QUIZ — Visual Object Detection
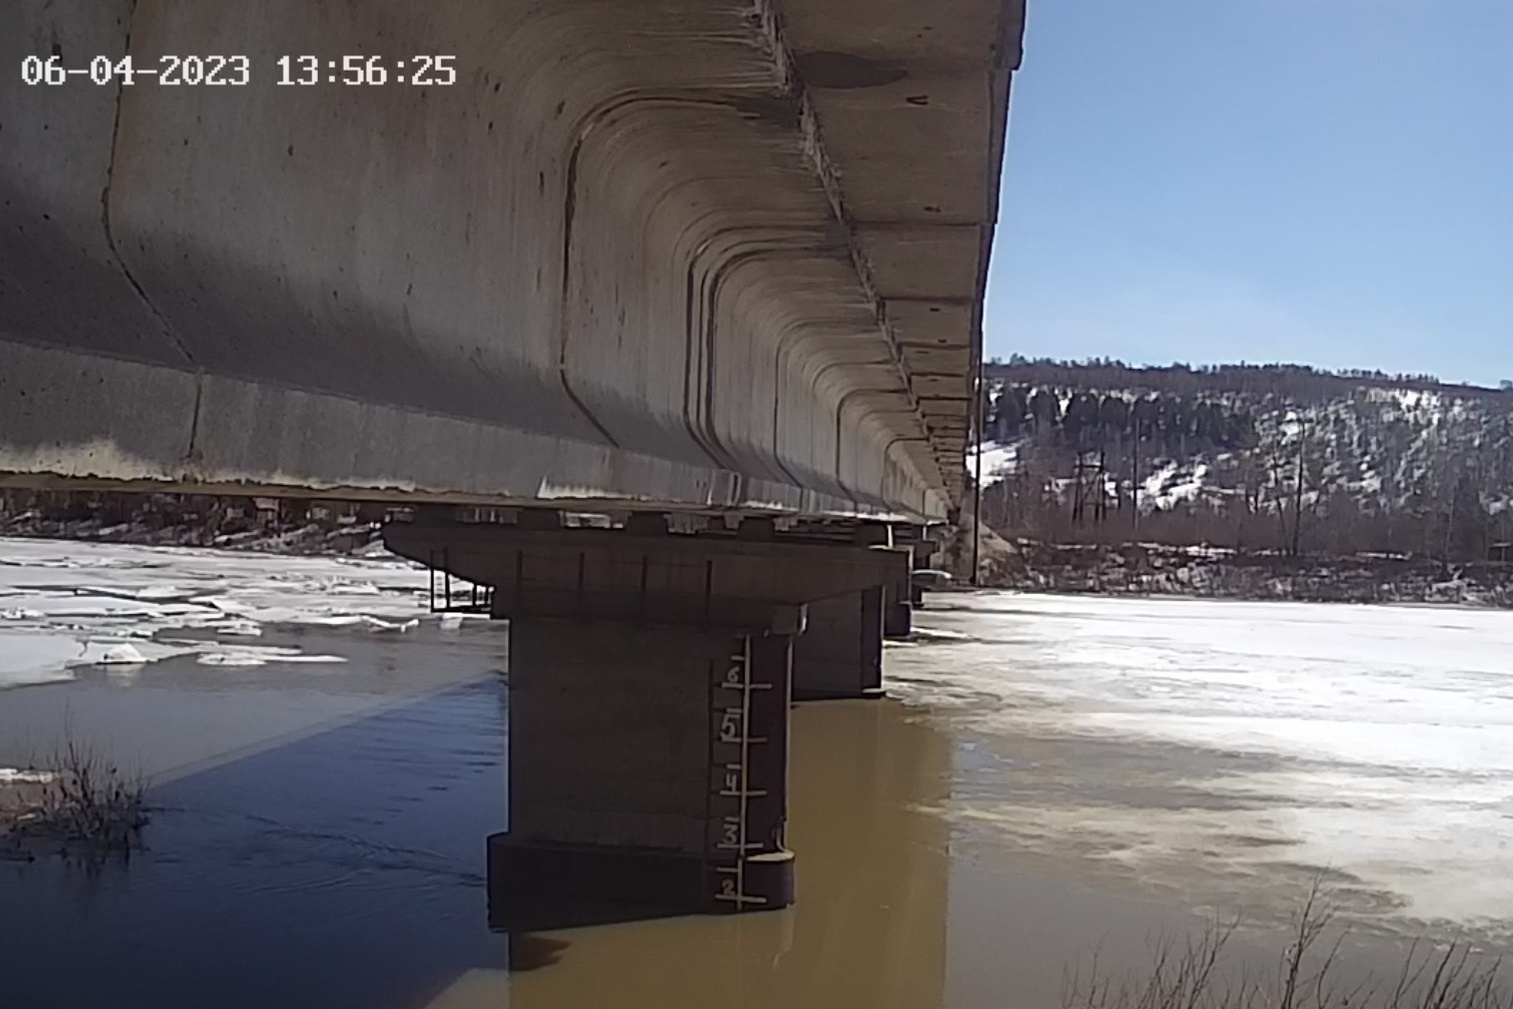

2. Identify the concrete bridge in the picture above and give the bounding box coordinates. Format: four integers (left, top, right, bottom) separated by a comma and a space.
2, 0, 1025, 915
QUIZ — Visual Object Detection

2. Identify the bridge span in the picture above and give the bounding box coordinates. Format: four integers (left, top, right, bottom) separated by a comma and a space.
2, 0, 1025, 915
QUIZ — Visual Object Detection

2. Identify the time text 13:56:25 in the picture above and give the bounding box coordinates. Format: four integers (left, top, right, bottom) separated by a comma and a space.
19, 55, 456, 87
278, 56, 456, 86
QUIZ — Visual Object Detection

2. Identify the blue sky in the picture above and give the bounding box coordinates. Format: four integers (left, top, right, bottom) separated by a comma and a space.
982, 0, 1513, 387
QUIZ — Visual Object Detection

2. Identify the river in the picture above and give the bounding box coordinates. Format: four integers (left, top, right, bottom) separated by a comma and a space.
1, 537, 1511, 1007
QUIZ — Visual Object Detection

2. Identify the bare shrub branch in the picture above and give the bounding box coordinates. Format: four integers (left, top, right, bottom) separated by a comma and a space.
12, 738, 149, 852
1063, 880, 1511, 1009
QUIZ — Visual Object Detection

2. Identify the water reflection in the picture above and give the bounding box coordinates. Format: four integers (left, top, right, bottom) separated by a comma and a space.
1, 665, 965, 1008
0, 678, 510, 1009
492, 698, 951, 1009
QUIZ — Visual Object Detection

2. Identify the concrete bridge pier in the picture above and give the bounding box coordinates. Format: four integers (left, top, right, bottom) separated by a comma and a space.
911, 541, 942, 607
500, 613, 798, 915
791, 544, 913, 699
883, 554, 915, 640
792, 587, 885, 701
383, 514, 898, 917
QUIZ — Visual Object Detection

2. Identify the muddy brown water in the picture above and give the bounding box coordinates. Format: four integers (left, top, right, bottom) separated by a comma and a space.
0, 609, 1497, 1008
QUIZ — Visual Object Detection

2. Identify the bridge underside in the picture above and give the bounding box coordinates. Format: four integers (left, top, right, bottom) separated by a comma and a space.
1, 0, 1022, 520
3, 0, 1023, 918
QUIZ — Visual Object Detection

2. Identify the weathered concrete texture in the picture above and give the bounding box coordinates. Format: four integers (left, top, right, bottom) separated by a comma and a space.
0, 0, 1024, 518
884, 572, 914, 638
509, 620, 715, 852
792, 587, 885, 700
385, 515, 912, 910
495, 611, 798, 912
383, 519, 902, 627
496, 618, 794, 913
877, 541, 916, 637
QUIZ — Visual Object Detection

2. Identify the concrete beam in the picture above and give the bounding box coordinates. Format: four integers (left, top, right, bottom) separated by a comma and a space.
0, 0, 1024, 518
383, 519, 899, 627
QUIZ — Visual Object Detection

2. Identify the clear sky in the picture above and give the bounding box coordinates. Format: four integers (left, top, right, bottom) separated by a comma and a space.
982, 0, 1513, 387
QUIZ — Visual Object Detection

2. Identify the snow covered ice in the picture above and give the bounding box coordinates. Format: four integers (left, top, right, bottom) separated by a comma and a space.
889, 592, 1513, 938
0, 537, 462, 689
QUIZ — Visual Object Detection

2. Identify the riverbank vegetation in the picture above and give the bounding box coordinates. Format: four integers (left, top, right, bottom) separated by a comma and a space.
0, 741, 148, 859
1066, 886, 1511, 1009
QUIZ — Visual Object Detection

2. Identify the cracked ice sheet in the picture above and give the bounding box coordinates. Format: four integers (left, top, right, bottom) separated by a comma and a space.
0, 537, 468, 687
0, 631, 86, 689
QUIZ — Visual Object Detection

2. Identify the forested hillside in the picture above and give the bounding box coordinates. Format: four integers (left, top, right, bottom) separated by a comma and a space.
978, 360, 1513, 561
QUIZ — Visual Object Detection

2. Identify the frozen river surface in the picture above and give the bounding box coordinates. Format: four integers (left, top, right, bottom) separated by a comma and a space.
0, 535, 445, 691
889, 593, 1513, 940
4, 537, 1513, 1006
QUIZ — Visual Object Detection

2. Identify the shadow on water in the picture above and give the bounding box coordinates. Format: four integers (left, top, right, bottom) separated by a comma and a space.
489, 891, 709, 934
0, 679, 512, 1009
505, 933, 573, 971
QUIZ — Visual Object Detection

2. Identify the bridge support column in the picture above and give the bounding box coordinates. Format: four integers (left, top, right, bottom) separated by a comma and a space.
382, 514, 898, 917
792, 586, 884, 701
497, 615, 795, 914
883, 553, 914, 639
911, 544, 936, 606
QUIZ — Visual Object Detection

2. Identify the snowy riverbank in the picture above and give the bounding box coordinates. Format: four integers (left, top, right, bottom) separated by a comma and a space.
996, 539, 1513, 608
